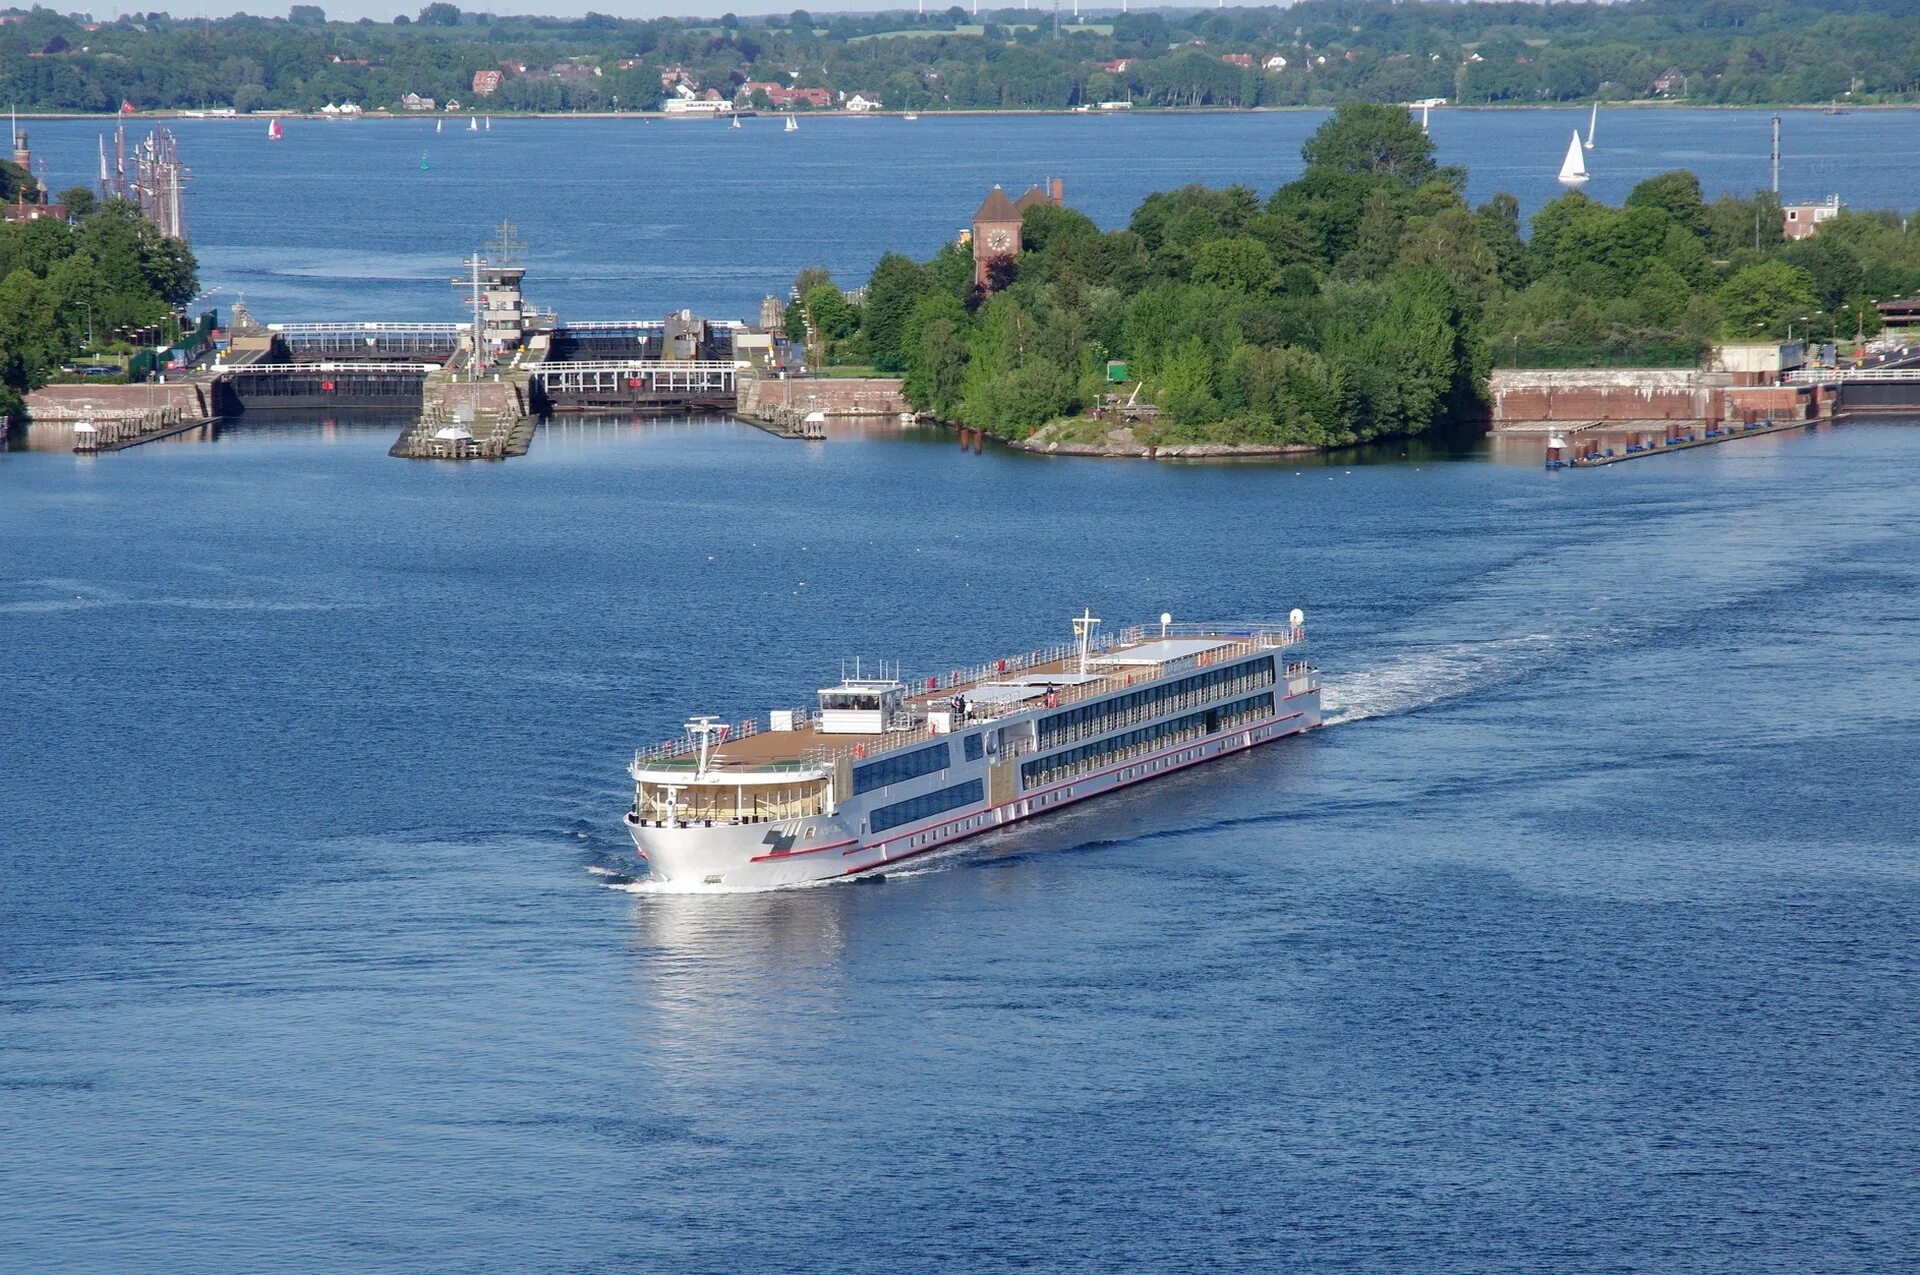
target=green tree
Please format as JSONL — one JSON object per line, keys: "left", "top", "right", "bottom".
{"left": 418, "top": 4, "right": 461, "bottom": 27}
{"left": 1191, "top": 237, "right": 1278, "bottom": 295}
{"left": 861, "top": 252, "right": 930, "bottom": 373}
{"left": 906, "top": 314, "right": 969, "bottom": 419}
{"left": 1626, "top": 170, "right": 1708, "bottom": 239}
{"left": 1299, "top": 102, "right": 1438, "bottom": 187}
{"left": 1341, "top": 188, "right": 1403, "bottom": 280}
{"left": 1717, "top": 260, "right": 1817, "bottom": 337}
{"left": 803, "top": 283, "right": 856, "bottom": 342}
{"left": 1156, "top": 335, "right": 1218, "bottom": 425}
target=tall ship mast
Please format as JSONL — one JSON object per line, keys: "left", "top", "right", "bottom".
{"left": 625, "top": 612, "right": 1321, "bottom": 888}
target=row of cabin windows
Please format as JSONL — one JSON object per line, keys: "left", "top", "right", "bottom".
{"left": 904, "top": 811, "right": 992, "bottom": 850}
{"left": 870, "top": 779, "right": 985, "bottom": 835}
{"left": 852, "top": 741, "right": 951, "bottom": 795}
{"left": 1021, "top": 692, "right": 1276, "bottom": 789}
{"left": 1036, "top": 657, "right": 1275, "bottom": 749}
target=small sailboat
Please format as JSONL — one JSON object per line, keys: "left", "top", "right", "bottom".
{"left": 267, "top": 117, "right": 284, "bottom": 141}
{"left": 468, "top": 115, "right": 478, "bottom": 132}
{"left": 1558, "top": 130, "right": 1588, "bottom": 185}
{"left": 1419, "top": 101, "right": 1430, "bottom": 135}
{"left": 1584, "top": 101, "right": 1597, "bottom": 150}
{"left": 436, "top": 118, "right": 443, "bottom": 134}
{"left": 785, "top": 115, "right": 798, "bottom": 133}
{"left": 731, "top": 116, "right": 742, "bottom": 129}
{"left": 485, "top": 116, "right": 491, "bottom": 131}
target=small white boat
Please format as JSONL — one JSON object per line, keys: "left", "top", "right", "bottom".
{"left": 1585, "top": 102, "right": 1597, "bottom": 150}
{"left": 785, "top": 115, "right": 798, "bottom": 133}
{"left": 267, "top": 117, "right": 283, "bottom": 141}
{"left": 468, "top": 116, "right": 478, "bottom": 132}
{"left": 435, "top": 118, "right": 443, "bottom": 134}
{"left": 904, "top": 112, "right": 919, "bottom": 121}
{"left": 485, "top": 116, "right": 491, "bottom": 131}
{"left": 731, "top": 116, "right": 742, "bottom": 129}
{"left": 1558, "top": 130, "right": 1588, "bottom": 185}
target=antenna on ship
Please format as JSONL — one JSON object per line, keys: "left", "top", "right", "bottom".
{"left": 1073, "top": 608, "right": 1102, "bottom": 674}
{"left": 685, "top": 715, "right": 726, "bottom": 777}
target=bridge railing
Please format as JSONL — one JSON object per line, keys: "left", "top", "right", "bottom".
{"left": 219, "top": 362, "right": 440, "bottom": 374}
{"left": 269, "top": 323, "right": 466, "bottom": 337}
{"left": 1783, "top": 366, "right": 1920, "bottom": 384}
{"left": 529, "top": 360, "right": 743, "bottom": 374}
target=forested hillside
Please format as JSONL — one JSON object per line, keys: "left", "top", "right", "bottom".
{"left": 2, "top": 1, "right": 1918, "bottom": 115}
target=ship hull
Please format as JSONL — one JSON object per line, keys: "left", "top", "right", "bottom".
{"left": 627, "top": 688, "right": 1320, "bottom": 889}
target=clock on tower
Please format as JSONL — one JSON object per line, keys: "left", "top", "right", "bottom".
{"left": 970, "top": 185, "right": 1024, "bottom": 289}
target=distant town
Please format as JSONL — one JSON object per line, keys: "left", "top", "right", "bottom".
{"left": 2, "top": 1, "right": 1917, "bottom": 117}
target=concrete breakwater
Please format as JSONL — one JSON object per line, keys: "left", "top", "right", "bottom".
{"left": 20, "top": 383, "right": 216, "bottom": 452}
{"left": 390, "top": 379, "right": 533, "bottom": 459}
{"left": 735, "top": 375, "right": 908, "bottom": 424}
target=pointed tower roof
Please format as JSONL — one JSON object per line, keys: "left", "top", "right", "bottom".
{"left": 1014, "top": 185, "right": 1052, "bottom": 211}
{"left": 972, "top": 184, "right": 1020, "bottom": 223}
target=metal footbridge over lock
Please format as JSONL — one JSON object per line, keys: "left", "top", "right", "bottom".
{"left": 526, "top": 360, "right": 740, "bottom": 411}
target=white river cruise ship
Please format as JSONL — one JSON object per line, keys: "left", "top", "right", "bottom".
{"left": 625, "top": 612, "right": 1320, "bottom": 888}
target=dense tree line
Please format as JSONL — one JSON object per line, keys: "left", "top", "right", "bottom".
{"left": 0, "top": 166, "right": 199, "bottom": 419}
{"left": 796, "top": 104, "right": 1920, "bottom": 449}
{"left": 3, "top": 2, "right": 1920, "bottom": 114}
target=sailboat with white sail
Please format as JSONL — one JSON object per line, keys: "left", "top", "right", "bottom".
{"left": 1585, "top": 102, "right": 1598, "bottom": 150}
{"left": 267, "top": 117, "right": 284, "bottom": 141}
{"left": 1558, "top": 130, "right": 1588, "bottom": 185}
{"left": 435, "top": 118, "right": 443, "bottom": 134}
{"left": 468, "top": 115, "right": 478, "bottom": 132}
{"left": 785, "top": 115, "right": 798, "bottom": 133}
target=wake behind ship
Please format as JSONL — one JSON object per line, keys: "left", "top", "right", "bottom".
{"left": 625, "top": 612, "right": 1321, "bottom": 888}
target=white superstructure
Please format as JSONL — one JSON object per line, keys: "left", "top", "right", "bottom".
{"left": 624, "top": 613, "right": 1321, "bottom": 888}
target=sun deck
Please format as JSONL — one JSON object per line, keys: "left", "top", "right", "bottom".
{"left": 629, "top": 620, "right": 1307, "bottom": 777}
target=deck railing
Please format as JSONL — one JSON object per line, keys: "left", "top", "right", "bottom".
{"left": 630, "top": 621, "right": 1309, "bottom": 776}
{"left": 796, "top": 623, "right": 1308, "bottom": 772}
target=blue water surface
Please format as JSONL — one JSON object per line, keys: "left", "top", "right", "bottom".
{"left": 3, "top": 410, "right": 1918, "bottom": 1271}
{"left": 18, "top": 107, "right": 1920, "bottom": 321}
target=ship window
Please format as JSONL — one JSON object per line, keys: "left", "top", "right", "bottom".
{"left": 870, "top": 779, "right": 984, "bottom": 835}
{"left": 853, "top": 741, "right": 952, "bottom": 795}
{"left": 963, "top": 732, "right": 984, "bottom": 762}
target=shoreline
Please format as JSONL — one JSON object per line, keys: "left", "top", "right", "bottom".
{"left": 14, "top": 102, "right": 1918, "bottom": 122}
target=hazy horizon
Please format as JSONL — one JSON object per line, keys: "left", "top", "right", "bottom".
{"left": 79, "top": 2, "right": 1279, "bottom": 24}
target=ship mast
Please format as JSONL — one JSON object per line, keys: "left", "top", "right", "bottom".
{"left": 1073, "top": 608, "right": 1102, "bottom": 673}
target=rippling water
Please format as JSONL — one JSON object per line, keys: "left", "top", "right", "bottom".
{"left": 4, "top": 410, "right": 1918, "bottom": 1269}
{"left": 19, "top": 107, "right": 1920, "bottom": 320}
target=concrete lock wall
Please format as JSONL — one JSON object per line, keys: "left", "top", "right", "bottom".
{"left": 738, "top": 376, "right": 908, "bottom": 419}
{"left": 1489, "top": 370, "right": 1727, "bottom": 428}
